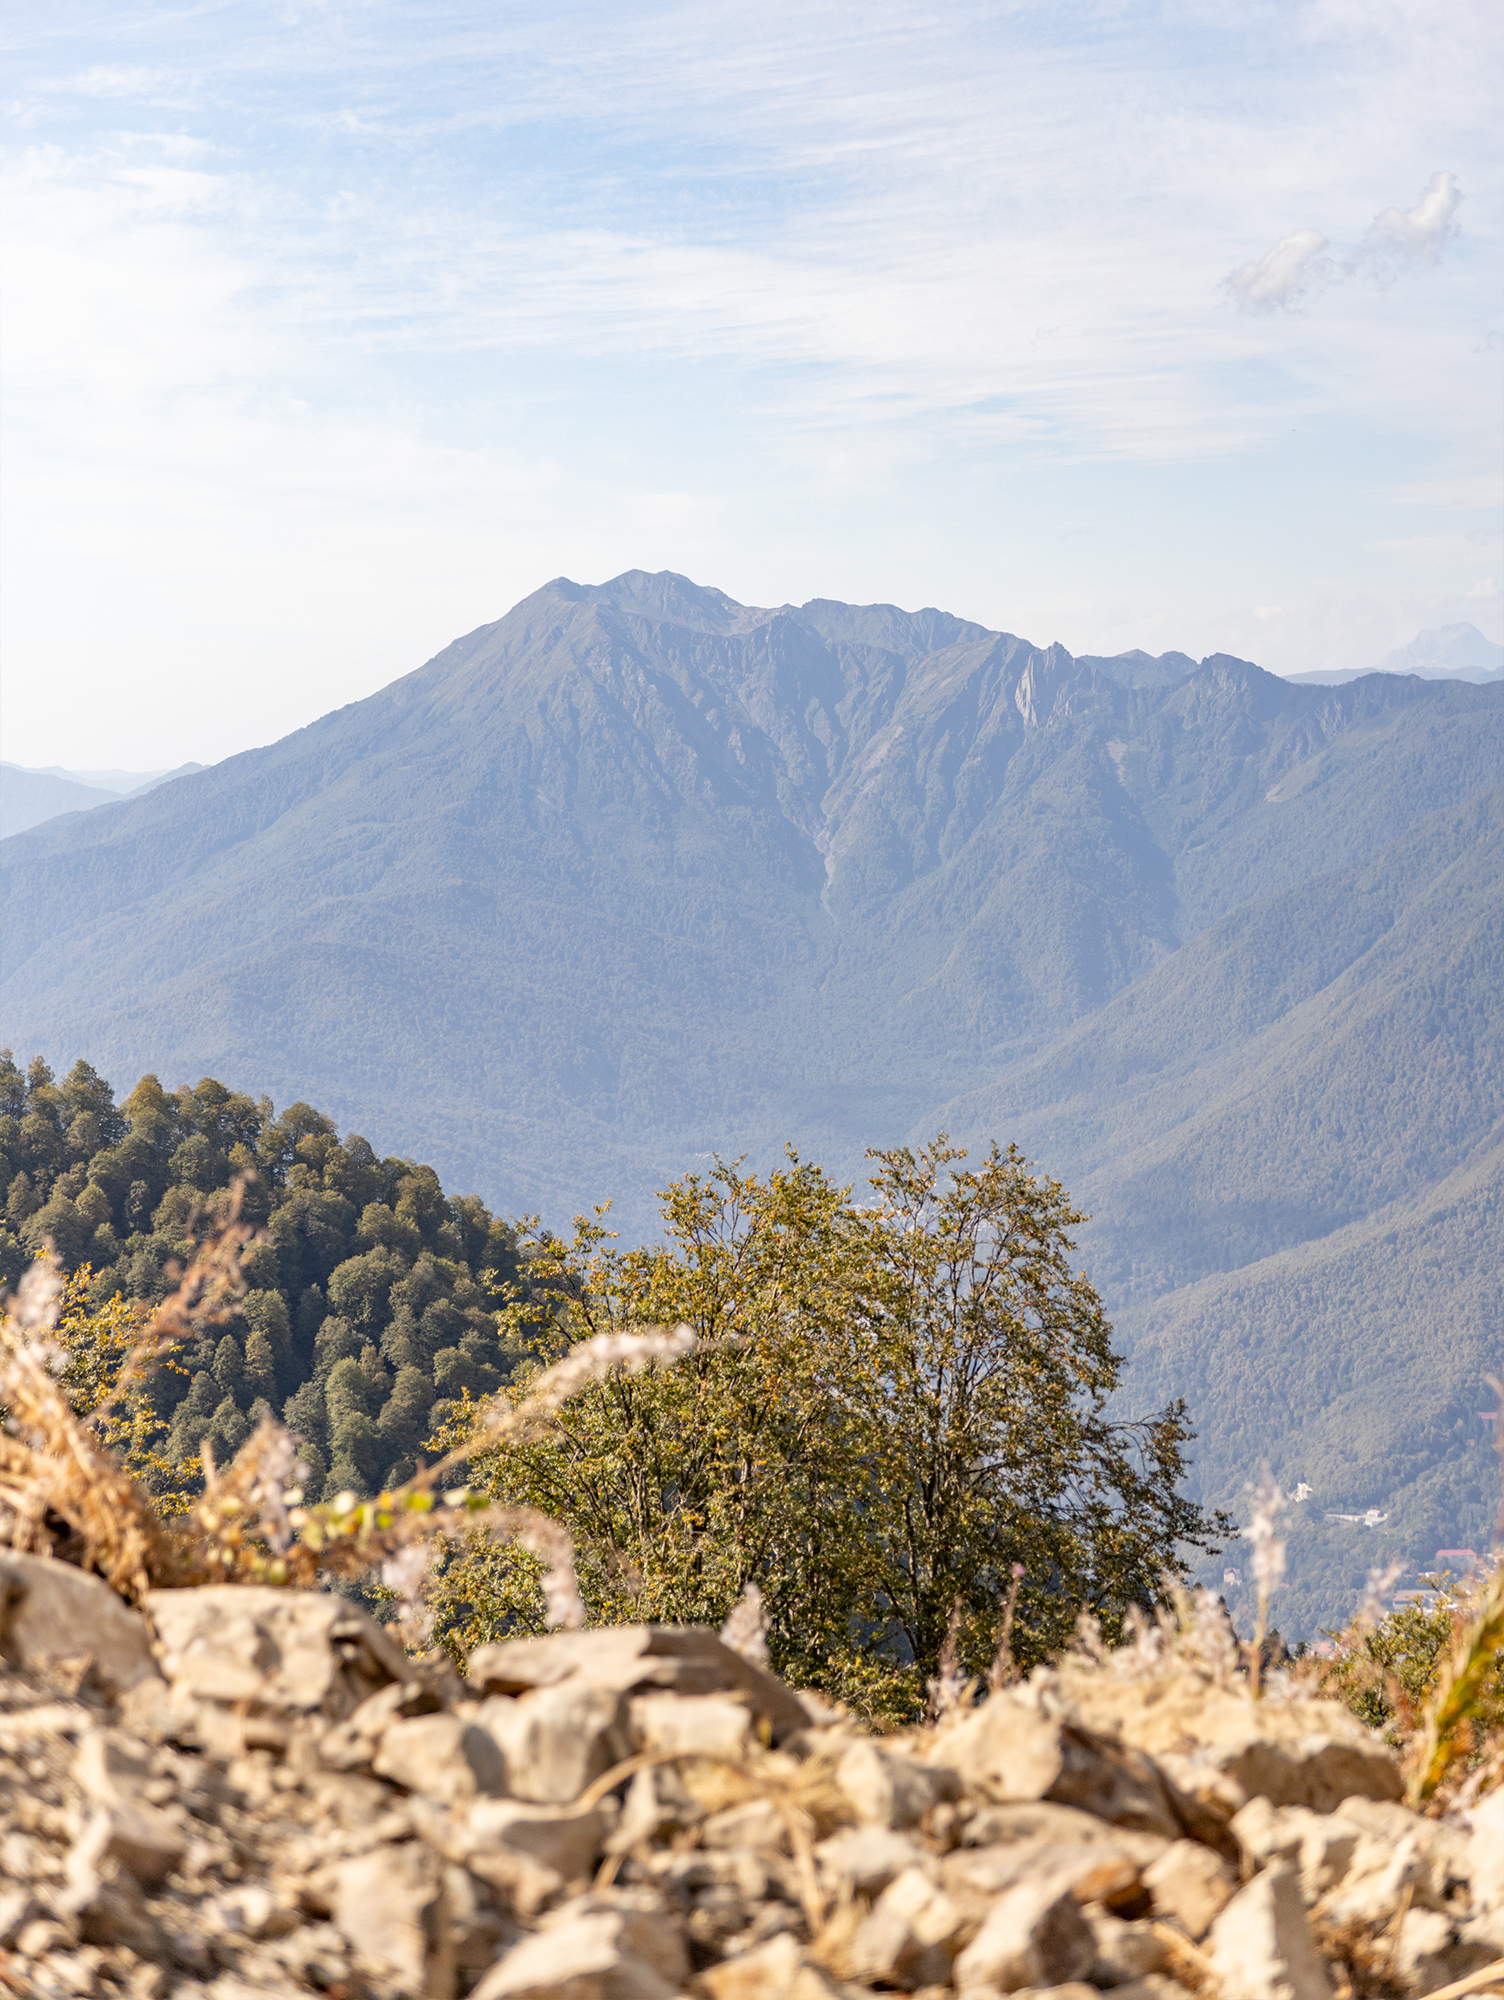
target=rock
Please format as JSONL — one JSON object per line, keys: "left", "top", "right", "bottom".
{"left": 628, "top": 1690, "right": 752, "bottom": 1762}
{"left": 145, "top": 1586, "right": 411, "bottom": 1720}
{"left": 1465, "top": 1787, "right": 1504, "bottom": 1912}
{"left": 698, "top": 1931, "right": 845, "bottom": 1997}
{"left": 958, "top": 1801, "right": 1168, "bottom": 1867}
{"left": 0, "top": 1554, "right": 162, "bottom": 1703}
{"left": 1082, "top": 1907, "right": 1169, "bottom": 1985}
{"left": 70, "top": 1730, "right": 186, "bottom": 1886}
{"left": 833, "top": 1737, "right": 958, "bottom": 1828}
{"left": 847, "top": 1862, "right": 973, "bottom": 1986}
{"left": 374, "top": 1713, "right": 509, "bottom": 1802}
{"left": 951, "top": 1876, "right": 1098, "bottom": 1993}
{"left": 1056, "top": 1670, "right": 1402, "bottom": 1814}
{"left": 929, "top": 1694, "right": 1184, "bottom": 1840}
{"left": 1334, "top": 1797, "right": 1472, "bottom": 1907}
{"left": 209, "top": 1884, "right": 301, "bottom": 1941}
{"left": 941, "top": 1836, "right": 1142, "bottom": 1909}
{"left": 1207, "top": 1863, "right": 1332, "bottom": 2000}
{"left": 1141, "top": 1838, "right": 1235, "bottom": 1938}
{"left": 1390, "top": 1906, "right": 1501, "bottom": 1995}
{"left": 466, "top": 1625, "right": 810, "bottom": 1739}
{"left": 319, "top": 1677, "right": 445, "bottom": 1770}
{"left": 816, "top": 1824, "right": 927, "bottom": 1897}
{"left": 1230, "top": 1800, "right": 1365, "bottom": 1902}
{"left": 329, "top": 1839, "right": 454, "bottom": 2000}
{"left": 470, "top": 1896, "right": 688, "bottom": 2000}
{"left": 0, "top": 1885, "right": 38, "bottom": 1947}
{"left": 477, "top": 1683, "right": 632, "bottom": 1804}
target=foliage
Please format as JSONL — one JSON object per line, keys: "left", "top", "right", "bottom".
{"left": 430, "top": 1139, "right": 1227, "bottom": 1715}
{"left": 0, "top": 1051, "right": 524, "bottom": 1503}
{"left": 1315, "top": 1559, "right": 1504, "bottom": 1805}
{"left": 1, "top": 1210, "right": 693, "bottom": 1620}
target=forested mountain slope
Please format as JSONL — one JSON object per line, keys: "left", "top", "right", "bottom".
{"left": 941, "top": 784, "right": 1504, "bottom": 1620}
{"left": 3, "top": 570, "right": 1502, "bottom": 1628}
{"left": 4, "top": 571, "right": 1498, "bottom": 1230}
{"left": 0, "top": 1055, "right": 523, "bottom": 1503}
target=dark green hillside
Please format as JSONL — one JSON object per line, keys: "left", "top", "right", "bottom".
{"left": 0, "top": 1052, "right": 523, "bottom": 1501}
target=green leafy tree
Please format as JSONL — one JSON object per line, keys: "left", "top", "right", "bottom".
{"left": 433, "top": 1138, "right": 1226, "bottom": 1716}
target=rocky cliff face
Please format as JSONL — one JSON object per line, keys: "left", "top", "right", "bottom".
{"left": 2, "top": 1553, "right": 1501, "bottom": 2000}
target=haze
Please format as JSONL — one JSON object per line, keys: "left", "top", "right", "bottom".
{"left": 2, "top": 0, "right": 1501, "bottom": 770}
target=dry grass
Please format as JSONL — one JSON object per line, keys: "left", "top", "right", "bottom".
{"left": 0, "top": 1192, "right": 256, "bottom": 1598}
{"left": 1405, "top": 1555, "right": 1504, "bottom": 1808}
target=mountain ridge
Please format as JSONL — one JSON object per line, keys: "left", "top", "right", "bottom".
{"left": 4, "top": 570, "right": 1501, "bottom": 1627}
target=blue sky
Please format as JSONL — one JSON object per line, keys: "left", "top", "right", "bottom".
{"left": 3, "top": 0, "right": 1501, "bottom": 767}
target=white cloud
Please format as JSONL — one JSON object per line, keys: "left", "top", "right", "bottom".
{"left": 1356, "top": 169, "right": 1461, "bottom": 269}
{"left": 1223, "top": 229, "right": 1332, "bottom": 313}
{"left": 1224, "top": 169, "right": 1464, "bottom": 315}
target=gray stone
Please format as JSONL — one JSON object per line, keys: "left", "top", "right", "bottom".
{"left": 1083, "top": 1907, "right": 1169, "bottom": 1985}
{"left": 1207, "top": 1864, "right": 1332, "bottom": 2000}
{"left": 374, "top": 1713, "right": 509, "bottom": 1801}
{"left": 951, "top": 1876, "right": 1098, "bottom": 1992}
{"left": 476, "top": 1683, "right": 631, "bottom": 1804}
{"left": 1056, "top": 1669, "right": 1401, "bottom": 1814}
{"left": 847, "top": 1862, "right": 972, "bottom": 1986}
{"left": 1141, "top": 1838, "right": 1235, "bottom": 1939}
{"left": 0, "top": 1554, "right": 162, "bottom": 1702}
{"left": 833, "top": 1736, "right": 958, "bottom": 1828}
{"left": 466, "top": 1624, "right": 810, "bottom": 1739}
{"left": 815, "top": 1823, "right": 926, "bottom": 1897}
{"left": 330, "top": 1839, "right": 454, "bottom": 2000}
{"left": 145, "top": 1585, "right": 411, "bottom": 1720}
{"left": 470, "top": 1895, "right": 688, "bottom": 2000}
{"left": 930, "top": 1694, "right": 1183, "bottom": 1839}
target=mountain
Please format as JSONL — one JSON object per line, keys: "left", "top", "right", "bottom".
{"left": 1, "top": 766, "right": 123, "bottom": 839}
{"left": 0, "top": 762, "right": 206, "bottom": 840}
{"left": 1286, "top": 621, "right": 1504, "bottom": 687}
{"left": 3, "top": 570, "right": 1501, "bottom": 1628}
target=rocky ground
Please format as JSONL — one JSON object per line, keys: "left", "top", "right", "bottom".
{"left": 1, "top": 1553, "right": 1501, "bottom": 2000}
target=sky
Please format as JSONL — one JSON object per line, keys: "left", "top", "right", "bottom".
{"left": 3, "top": 0, "right": 1501, "bottom": 770}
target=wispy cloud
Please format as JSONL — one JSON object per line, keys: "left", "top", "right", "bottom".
{"left": 1224, "top": 229, "right": 1333, "bottom": 313}
{"left": 0, "top": 0, "right": 1500, "bottom": 762}
{"left": 1355, "top": 169, "right": 1461, "bottom": 271}
{"left": 1224, "top": 171, "right": 1465, "bottom": 315}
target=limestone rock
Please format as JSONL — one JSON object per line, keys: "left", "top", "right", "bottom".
{"left": 0, "top": 1554, "right": 162, "bottom": 1702}
{"left": 1465, "top": 1786, "right": 1504, "bottom": 1912}
{"left": 847, "top": 1862, "right": 973, "bottom": 1986}
{"left": 929, "top": 1693, "right": 1184, "bottom": 1839}
{"left": 698, "top": 1931, "right": 845, "bottom": 1997}
{"left": 329, "top": 1839, "right": 454, "bottom": 1999}
{"left": 374, "top": 1713, "right": 509, "bottom": 1802}
{"left": 1141, "top": 1837, "right": 1235, "bottom": 1938}
{"left": 628, "top": 1689, "right": 752, "bottom": 1762}
{"left": 1082, "top": 1906, "right": 1169, "bottom": 1985}
{"left": 471, "top": 1894, "right": 689, "bottom": 2000}
{"left": 951, "top": 1876, "right": 1098, "bottom": 1992}
{"left": 466, "top": 1624, "right": 810, "bottom": 1739}
{"left": 1057, "top": 1669, "right": 1401, "bottom": 1814}
{"left": 816, "top": 1823, "right": 927, "bottom": 1897}
{"left": 145, "top": 1585, "right": 411, "bottom": 1720}
{"left": 833, "top": 1736, "right": 958, "bottom": 1828}
{"left": 477, "top": 1682, "right": 632, "bottom": 1804}
{"left": 1208, "top": 1863, "right": 1332, "bottom": 2000}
